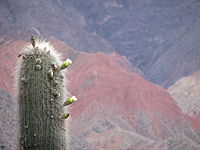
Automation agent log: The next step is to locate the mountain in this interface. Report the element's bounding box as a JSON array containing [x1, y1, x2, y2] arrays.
[[1, 0, 200, 87], [0, 89, 18, 150], [67, 51, 200, 150], [0, 0, 114, 53], [1, 40, 200, 149], [168, 70, 200, 116], [65, 0, 200, 87]]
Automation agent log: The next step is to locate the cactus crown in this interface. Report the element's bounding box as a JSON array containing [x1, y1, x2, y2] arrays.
[[16, 38, 69, 150]]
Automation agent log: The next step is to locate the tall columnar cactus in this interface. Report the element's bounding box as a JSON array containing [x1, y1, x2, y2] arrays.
[[16, 37, 75, 150]]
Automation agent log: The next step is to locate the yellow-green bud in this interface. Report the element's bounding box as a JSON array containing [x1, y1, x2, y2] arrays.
[[60, 113, 70, 119], [31, 35, 36, 48], [63, 95, 77, 106], [60, 58, 72, 70]]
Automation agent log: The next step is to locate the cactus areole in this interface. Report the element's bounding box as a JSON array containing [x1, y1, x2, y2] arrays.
[[16, 39, 69, 150]]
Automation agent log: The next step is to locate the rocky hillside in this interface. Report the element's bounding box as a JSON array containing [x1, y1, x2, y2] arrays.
[[1, 40, 200, 150], [65, 0, 200, 87], [0, 89, 18, 150], [0, 0, 113, 53], [1, 0, 200, 87], [68, 51, 200, 150], [168, 70, 200, 116]]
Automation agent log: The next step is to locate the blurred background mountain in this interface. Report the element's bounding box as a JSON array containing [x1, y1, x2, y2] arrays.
[[1, 0, 200, 150]]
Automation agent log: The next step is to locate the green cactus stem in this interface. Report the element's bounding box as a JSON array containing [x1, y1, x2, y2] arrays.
[[16, 39, 69, 150]]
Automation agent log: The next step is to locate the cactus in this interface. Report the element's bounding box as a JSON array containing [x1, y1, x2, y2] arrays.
[[16, 37, 73, 150]]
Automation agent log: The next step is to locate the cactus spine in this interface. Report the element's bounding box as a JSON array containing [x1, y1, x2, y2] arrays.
[[16, 37, 70, 150]]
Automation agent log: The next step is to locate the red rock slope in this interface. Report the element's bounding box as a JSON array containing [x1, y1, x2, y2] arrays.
[[67, 51, 200, 149]]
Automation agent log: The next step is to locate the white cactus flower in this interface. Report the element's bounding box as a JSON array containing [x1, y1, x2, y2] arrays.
[[61, 58, 72, 70], [71, 95, 77, 101], [66, 58, 72, 64]]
